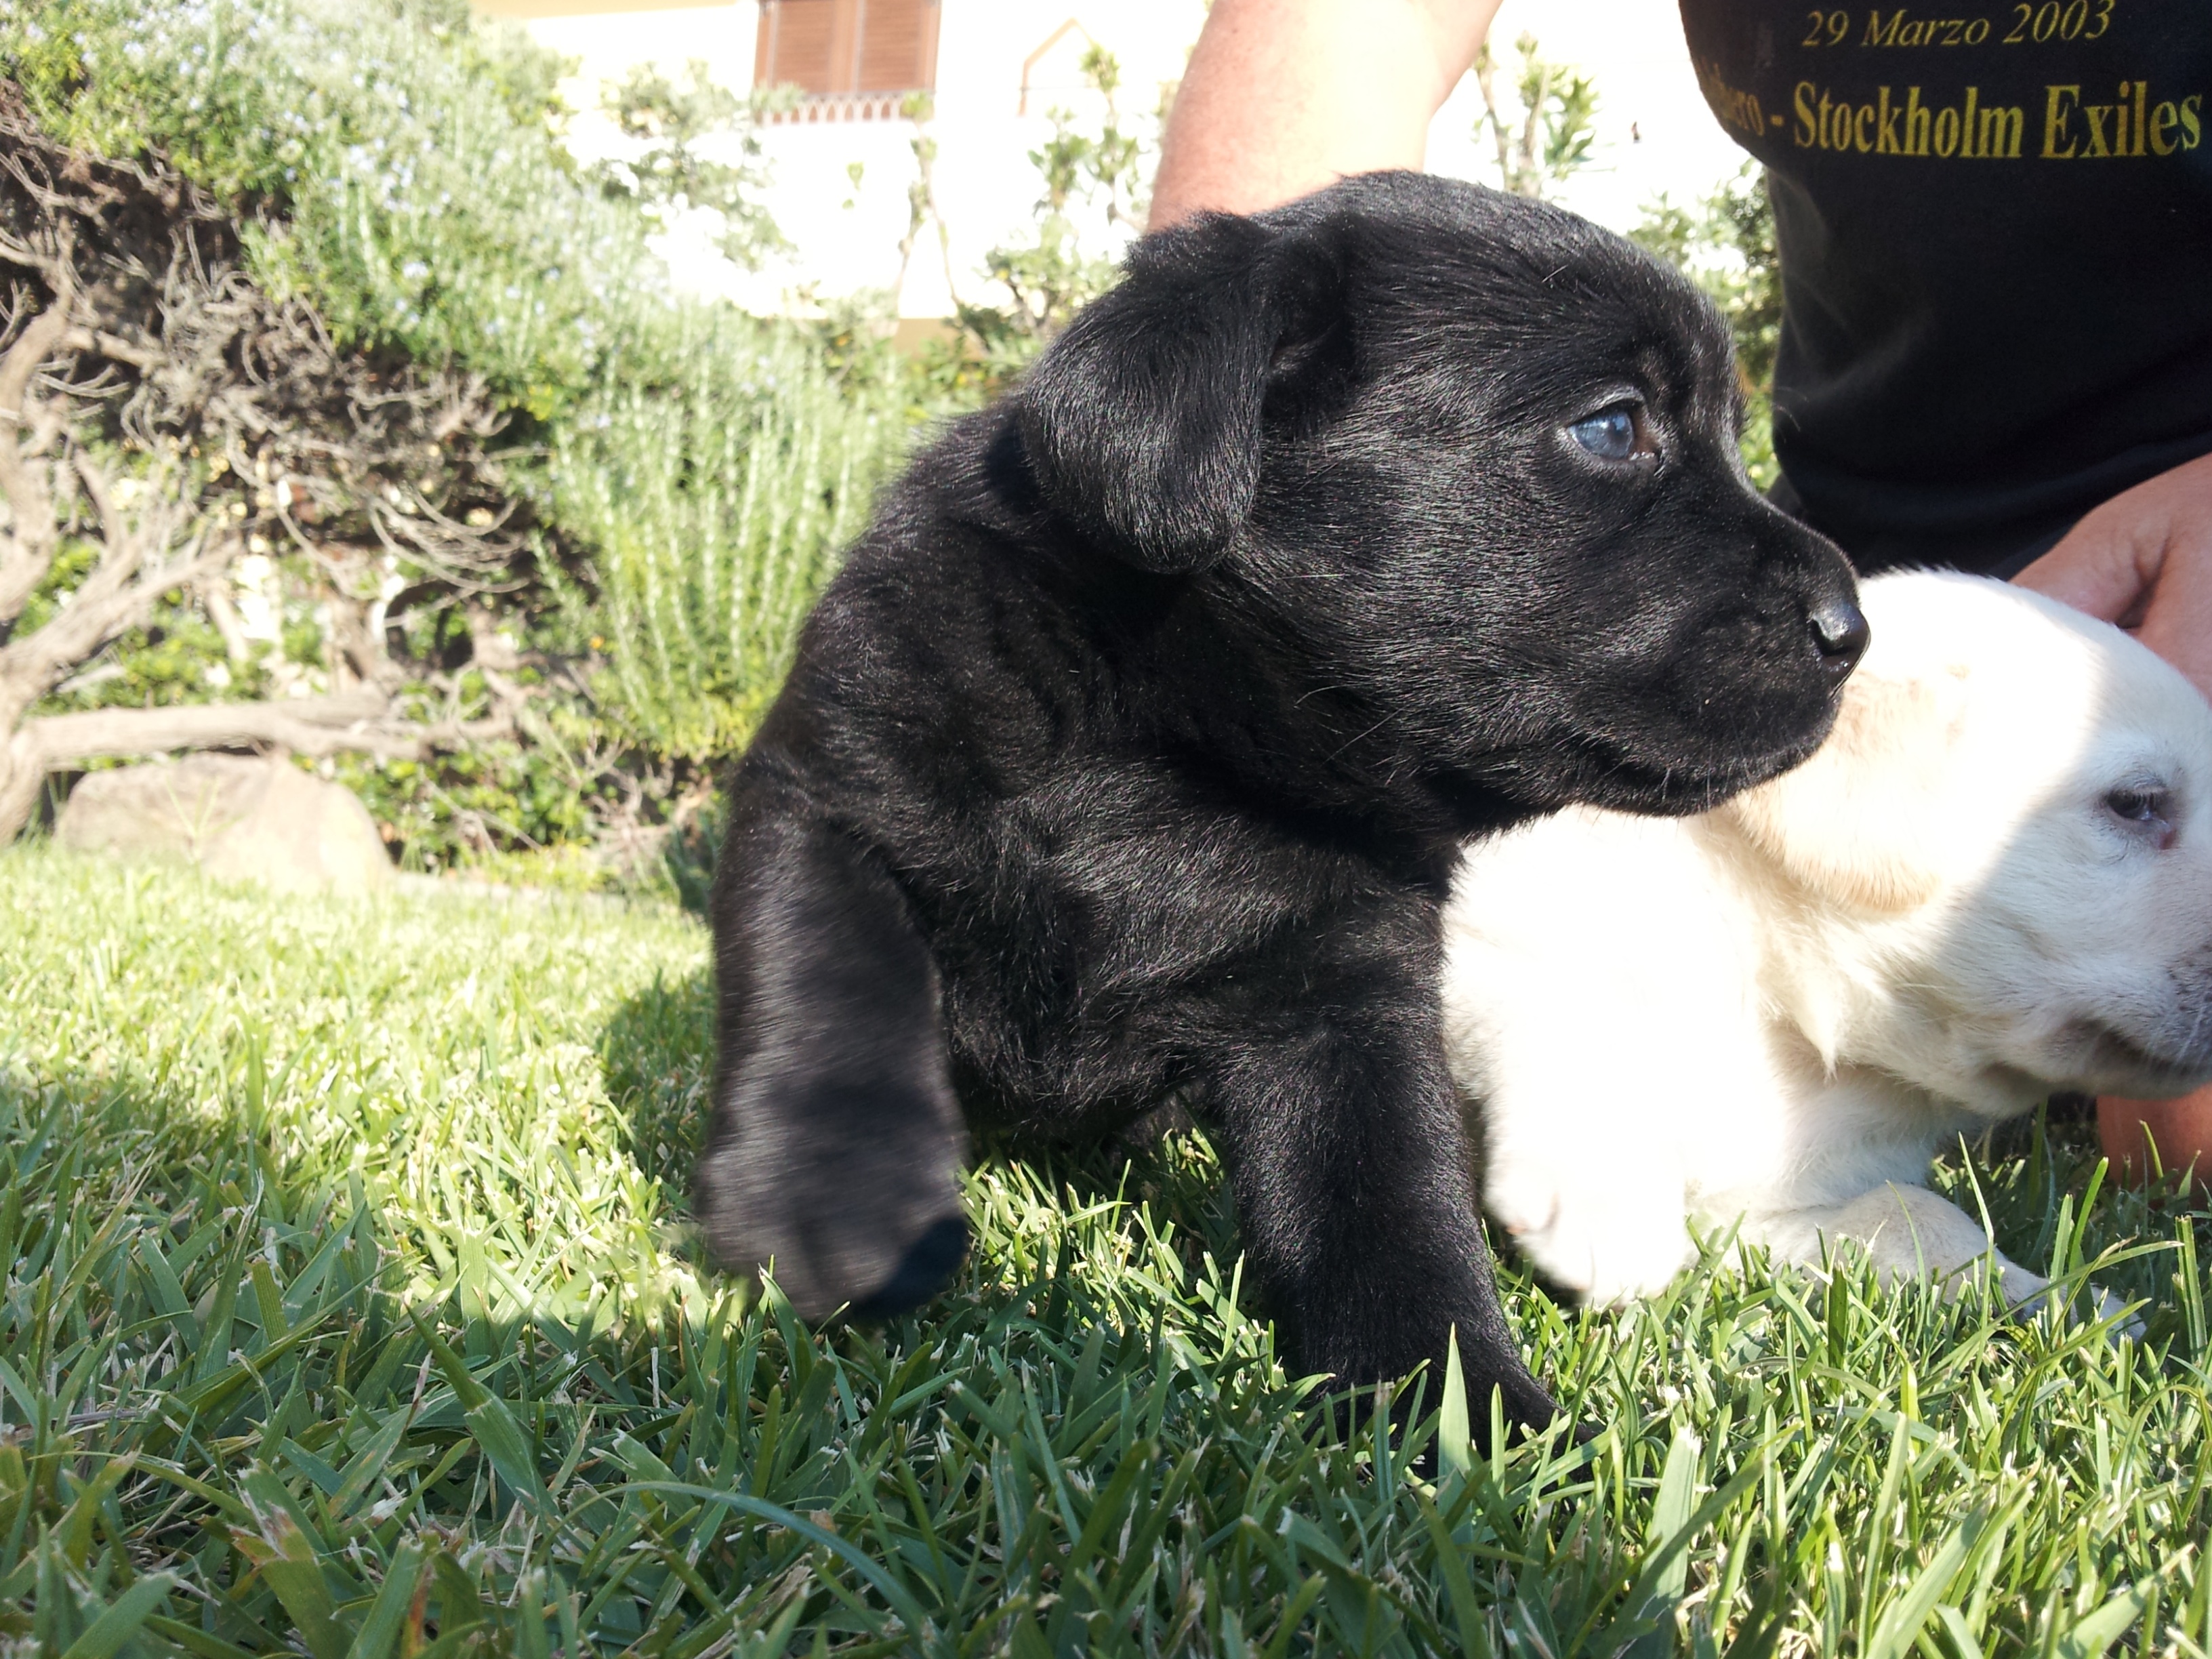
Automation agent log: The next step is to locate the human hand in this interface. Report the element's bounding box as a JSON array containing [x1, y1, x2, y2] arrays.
[[1149, 0, 1503, 228], [2013, 451, 2212, 701]]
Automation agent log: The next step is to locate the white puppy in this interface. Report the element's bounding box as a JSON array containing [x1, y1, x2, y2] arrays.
[[1443, 570, 2212, 1313]]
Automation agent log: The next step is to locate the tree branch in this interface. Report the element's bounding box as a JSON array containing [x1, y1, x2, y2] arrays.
[[0, 692, 516, 842], [0, 228, 79, 297], [58, 326, 163, 371], [0, 515, 234, 726], [22, 692, 512, 768], [0, 288, 77, 630], [0, 726, 40, 844]]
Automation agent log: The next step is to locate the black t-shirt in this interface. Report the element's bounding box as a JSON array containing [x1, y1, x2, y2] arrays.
[[1678, 1, 2212, 573]]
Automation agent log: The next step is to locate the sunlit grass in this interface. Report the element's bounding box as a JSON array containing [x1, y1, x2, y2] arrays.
[[1, 844, 2205, 1656]]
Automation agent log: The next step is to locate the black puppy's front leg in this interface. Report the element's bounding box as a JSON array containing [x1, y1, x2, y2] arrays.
[[699, 791, 968, 1320], [1210, 1000, 1562, 1445]]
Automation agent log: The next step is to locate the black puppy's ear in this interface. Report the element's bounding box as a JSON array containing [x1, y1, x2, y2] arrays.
[[1017, 213, 1346, 574]]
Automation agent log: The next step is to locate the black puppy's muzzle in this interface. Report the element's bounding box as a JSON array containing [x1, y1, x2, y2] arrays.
[[1809, 594, 1870, 687]]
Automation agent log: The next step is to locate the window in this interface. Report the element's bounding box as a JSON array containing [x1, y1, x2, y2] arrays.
[[754, 0, 941, 120]]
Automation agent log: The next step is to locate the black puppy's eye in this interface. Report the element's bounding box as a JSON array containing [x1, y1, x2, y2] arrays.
[[1567, 403, 1654, 464], [2104, 785, 2175, 847]]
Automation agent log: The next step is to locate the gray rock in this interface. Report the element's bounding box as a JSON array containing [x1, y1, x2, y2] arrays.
[[57, 754, 394, 895]]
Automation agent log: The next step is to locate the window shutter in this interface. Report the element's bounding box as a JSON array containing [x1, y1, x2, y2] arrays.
[[755, 0, 840, 94], [755, 0, 939, 113], [855, 0, 940, 94]]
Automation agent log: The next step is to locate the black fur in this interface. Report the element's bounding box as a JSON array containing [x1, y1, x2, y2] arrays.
[[699, 173, 1862, 1441]]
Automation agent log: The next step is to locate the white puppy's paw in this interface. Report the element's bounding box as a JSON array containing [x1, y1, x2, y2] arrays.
[[2087, 1283, 2147, 1339], [1993, 1258, 2145, 1339], [1489, 1176, 1694, 1309]]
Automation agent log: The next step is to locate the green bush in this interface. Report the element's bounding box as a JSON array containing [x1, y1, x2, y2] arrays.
[[3, 0, 937, 876], [555, 322, 907, 763], [1635, 165, 1781, 487], [8, 0, 622, 409]]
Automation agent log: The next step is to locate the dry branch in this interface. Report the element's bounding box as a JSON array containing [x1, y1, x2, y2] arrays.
[[0, 691, 516, 842], [24, 691, 510, 766], [0, 288, 76, 631]]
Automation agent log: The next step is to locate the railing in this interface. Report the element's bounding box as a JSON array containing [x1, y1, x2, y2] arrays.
[[759, 92, 914, 124]]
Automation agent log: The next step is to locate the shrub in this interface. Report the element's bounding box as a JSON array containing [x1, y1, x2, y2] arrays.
[[0, 81, 551, 842], [942, 45, 1149, 394], [1634, 165, 1782, 487], [554, 322, 906, 762], [1474, 33, 1601, 201], [1, 0, 930, 875], [7, 0, 632, 409]]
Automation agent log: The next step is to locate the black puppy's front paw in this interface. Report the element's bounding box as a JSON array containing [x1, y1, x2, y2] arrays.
[[703, 796, 972, 1323], [848, 1214, 970, 1319], [695, 1118, 968, 1321]]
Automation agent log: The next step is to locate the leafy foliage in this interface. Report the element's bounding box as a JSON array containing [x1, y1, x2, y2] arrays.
[[944, 45, 1152, 396], [0, 117, 626, 866], [591, 60, 790, 270], [1, 846, 2209, 1654], [1635, 165, 1783, 487], [1474, 33, 1601, 201], [552, 323, 906, 763], [7, 0, 627, 407]]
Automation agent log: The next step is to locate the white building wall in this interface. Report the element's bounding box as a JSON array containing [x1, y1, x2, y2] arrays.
[[513, 0, 1756, 321]]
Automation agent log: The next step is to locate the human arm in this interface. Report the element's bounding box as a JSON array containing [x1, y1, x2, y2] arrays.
[[2013, 451, 2212, 701], [1148, 0, 1504, 228]]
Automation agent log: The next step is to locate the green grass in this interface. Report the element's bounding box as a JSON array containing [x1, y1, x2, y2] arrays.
[[1, 844, 2207, 1658]]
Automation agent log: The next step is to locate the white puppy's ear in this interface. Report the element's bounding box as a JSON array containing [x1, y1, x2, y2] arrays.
[[1722, 670, 1965, 912]]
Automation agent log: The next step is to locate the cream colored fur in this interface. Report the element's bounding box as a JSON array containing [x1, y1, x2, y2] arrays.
[[1443, 570, 2212, 1318]]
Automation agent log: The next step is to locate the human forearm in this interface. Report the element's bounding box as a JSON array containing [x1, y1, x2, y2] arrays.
[[1149, 0, 1502, 228]]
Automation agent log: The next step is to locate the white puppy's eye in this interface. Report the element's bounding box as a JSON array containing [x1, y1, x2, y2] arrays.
[[2104, 785, 2176, 848], [1567, 403, 1656, 464]]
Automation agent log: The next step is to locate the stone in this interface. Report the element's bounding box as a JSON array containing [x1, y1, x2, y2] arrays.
[[56, 754, 395, 895]]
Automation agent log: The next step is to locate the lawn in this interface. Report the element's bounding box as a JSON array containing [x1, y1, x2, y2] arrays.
[[1, 844, 2205, 1658]]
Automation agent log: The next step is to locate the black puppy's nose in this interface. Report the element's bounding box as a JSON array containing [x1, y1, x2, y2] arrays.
[[1809, 595, 1870, 684]]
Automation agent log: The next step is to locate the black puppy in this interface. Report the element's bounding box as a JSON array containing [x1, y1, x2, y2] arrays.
[[700, 171, 1864, 1439]]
